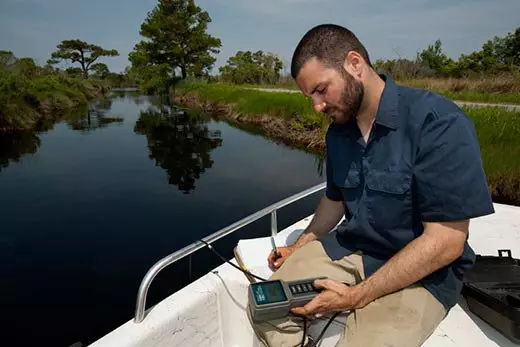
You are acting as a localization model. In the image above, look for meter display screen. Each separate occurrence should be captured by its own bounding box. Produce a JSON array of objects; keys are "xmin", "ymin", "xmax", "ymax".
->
[{"xmin": 252, "ymin": 281, "xmax": 287, "ymax": 305}]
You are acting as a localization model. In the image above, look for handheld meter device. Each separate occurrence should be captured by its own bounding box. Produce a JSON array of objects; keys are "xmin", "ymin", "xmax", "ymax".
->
[{"xmin": 248, "ymin": 277, "xmax": 326, "ymax": 322}]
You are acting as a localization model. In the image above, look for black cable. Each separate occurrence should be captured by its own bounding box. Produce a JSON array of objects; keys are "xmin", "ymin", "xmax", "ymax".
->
[
  {"xmin": 198, "ymin": 239, "xmax": 268, "ymax": 282},
  {"xmin": 199, "ymin": 239, "xmax": 338, "ymax": 347},
  {"xmin": 302, "ymin": 316, "xmax": 307, "ymax": 347}
]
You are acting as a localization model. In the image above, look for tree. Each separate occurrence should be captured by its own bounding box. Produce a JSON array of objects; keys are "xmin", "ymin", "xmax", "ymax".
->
[
  {"xmin": 128, "ymin": 41, "xmax": 172, "ymax": 94},
  {"xmin": 131, "ymin": 0, "xmax": 222, "ymax": 80},
  {"xmin": 90, "ymin": 63, "xmax": 110, "ymax": 79},
  {"xmin": 219, "ymin": 50, "xmax": 284, "ymax": 84},
  {"xmin": 417, "ymin": 39, "xmax": 453, "ymax": 76},
  {"xmin": 456, "ymin": 26, "xmax": 520, "ymax": 74},
  {"xmin": 0, "ymin": 51, "xmax": 17, "ymax": 71},
  {"xmin": 49, "ymin": 39, "xmax": 119, "ymax": 78},
  {"xmin": 134, "ymin": 106, "xmax": 223, "ymax": 193}
]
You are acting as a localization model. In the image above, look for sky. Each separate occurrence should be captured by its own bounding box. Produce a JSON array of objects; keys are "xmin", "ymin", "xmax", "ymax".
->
[{"xmin": 1, "ymin": 0, "xmax": 519, "ymax": 74}]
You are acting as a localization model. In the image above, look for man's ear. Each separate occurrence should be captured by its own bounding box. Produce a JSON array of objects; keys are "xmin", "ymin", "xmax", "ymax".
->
[{"xmin": 343, "ymin": 51, "xmax": 363, "ymax": 78}]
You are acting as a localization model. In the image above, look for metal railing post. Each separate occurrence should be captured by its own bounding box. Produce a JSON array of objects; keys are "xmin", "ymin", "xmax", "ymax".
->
[
  {"xmin": 271, "ymin": 210, "xmax": 278, "ymax": 236},
  {"xmin": 133, "ymin": 182, "xmax": 326, "ymax": 323}
]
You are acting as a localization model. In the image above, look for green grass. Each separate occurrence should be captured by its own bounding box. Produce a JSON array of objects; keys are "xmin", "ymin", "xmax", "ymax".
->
[
  {"xmin": 230, "ymin": 80, "xmax": 520, "ymax": 105},
  {"xmin": 465, "ymin": 106, "xmax": 520, "ymax": 176},
  {"xmin": 463, "ymin": 106, "xmax": 520, "ymax": 204},
  {"xmin": 176, "ymin": 82, "xmax": 520, "ymax": 205},
  {"xmin": 435, "ymin": 91, "xmax": 520, "ymax": 104},
  {"xmin": 0, "ymin": 71, "xmax": 109, "ymax": 130},
  {"xmin": 177, "ymin": 81, "xmax": 327, "ymax": 131}
]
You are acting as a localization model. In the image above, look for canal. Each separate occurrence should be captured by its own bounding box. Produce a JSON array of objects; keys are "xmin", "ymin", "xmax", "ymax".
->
[{"xmin": 0, "ymin": 92, "xmax": 325, "ymax": 347}]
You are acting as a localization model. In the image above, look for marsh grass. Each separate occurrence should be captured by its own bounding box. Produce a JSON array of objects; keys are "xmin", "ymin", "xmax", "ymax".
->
[
  {"xmin": 237, "ymin": 75, "xmax": 520, "ymax": 104},
  {"xmin": 0, "ymin": 71, "xmax": 109, "ymax": 130}
]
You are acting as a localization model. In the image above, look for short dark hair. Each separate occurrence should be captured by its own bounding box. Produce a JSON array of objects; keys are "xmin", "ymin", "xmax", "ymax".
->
[{"xmin": 291, "ymin": 24, "xmax": 372, "ymax": 79}]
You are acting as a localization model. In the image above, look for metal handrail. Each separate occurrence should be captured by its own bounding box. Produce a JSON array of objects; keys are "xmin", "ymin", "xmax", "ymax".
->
[{"xmin": 134, "ymin": 182, "xmax": 326, "ymax": 323}]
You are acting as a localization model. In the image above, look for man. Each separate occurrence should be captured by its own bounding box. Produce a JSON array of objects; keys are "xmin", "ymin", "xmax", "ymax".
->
[{"xmin": 247, "ymin": 24, "xmax": 494, "ymax": 347}]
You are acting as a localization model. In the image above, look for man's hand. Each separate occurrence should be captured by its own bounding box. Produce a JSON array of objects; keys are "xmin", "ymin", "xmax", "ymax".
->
[
  {"xmin": 290, "ymin": 279, "xmax": 360, "ymax": 317},
  {"xmin": 267, "ymin": 196, "xmax": 344, "ymax": 271},
  {"xmin": 268, "ymin": 245, "xmax": 297, "ymax": 270}
]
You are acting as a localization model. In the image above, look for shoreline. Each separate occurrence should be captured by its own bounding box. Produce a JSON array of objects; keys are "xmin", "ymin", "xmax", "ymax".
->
[
  {"xmin": 0, "ymin": 74, "xmax": 109, "ymax": 132},
  {"xmin": 172, "ymin": 91, "xmax": 327, "ymax": 155},
  {"xmin": 172, "ymin": 86, "xmax": 520, "ymax": 207}
]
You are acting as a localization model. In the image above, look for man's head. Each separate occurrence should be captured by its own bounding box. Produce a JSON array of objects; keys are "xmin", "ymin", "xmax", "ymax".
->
[{"xmin": 291, "ymin": 24, "xmax": 372, "ymax": 124}]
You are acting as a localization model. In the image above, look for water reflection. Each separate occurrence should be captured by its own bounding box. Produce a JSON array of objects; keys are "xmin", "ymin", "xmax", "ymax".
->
[
  {"xmin": 134, "ymin": 105, "xmax": 223, "ymax": 193},
  {"xmin": 0, "ymin": 131, "xmax": 40, "ymax": 173},
  {"xmin": 0, "ymin": 97, "xmax": 125, "ymax": 173},
  {"xmin": 66, "ymin": 98, "xmax": 124, "ymax": 132}
]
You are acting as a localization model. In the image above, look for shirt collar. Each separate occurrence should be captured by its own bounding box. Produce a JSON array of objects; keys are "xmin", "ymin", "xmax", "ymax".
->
[
  {"xmin": 328, "ymin": 73, "xmax": 400, "ymax": 136},
  {"xmin": 374, "ymin": 73, "xmax": 399, "ymax": 130}
]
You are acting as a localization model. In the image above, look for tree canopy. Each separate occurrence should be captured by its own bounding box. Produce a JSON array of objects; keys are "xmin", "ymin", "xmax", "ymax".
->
[
  {"xmin": 219, "ymin": 50, "xmax": 284, "ymax": 84},
  {"xmin": 129, "ymin": 0, "xmax": 222, "ymax": 85},
  {"xmin": 48, "ymin": 39, "xmax": 119, "ymax": 78},
  {"xmin": 375, "ymin": 26, "xmax": 520, "ymax": 78}
]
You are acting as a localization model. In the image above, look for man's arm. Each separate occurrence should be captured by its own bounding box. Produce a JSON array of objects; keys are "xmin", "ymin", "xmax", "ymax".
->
[
  {"xmin": 293, "ymin": 110, "xmax": 494, "ymax": 316},
  {"xmin": 354, "ymin": 110, "xmax": 493, "ymax": 307},
  {"xmin": 293, "ymin": 150, "xmax": 345, "ymax": 248},
  {"xmin": 352, "ymin": 220, "xmax": 468, "ymax": 308},
  {"xmin": 293, "ymin": 195, "xmax": 345, "ymax": 248}
]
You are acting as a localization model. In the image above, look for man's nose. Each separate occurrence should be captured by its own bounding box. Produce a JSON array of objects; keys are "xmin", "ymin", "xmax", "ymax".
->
[{"xmin": 313, "ymin": 101, "xmax": 326, "ymax": 113}]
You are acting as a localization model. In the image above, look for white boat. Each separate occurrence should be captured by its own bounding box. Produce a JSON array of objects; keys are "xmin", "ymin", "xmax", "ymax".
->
[{"xmin": 89, "ymin": 183, "xmax": 520, "ymax": 347}]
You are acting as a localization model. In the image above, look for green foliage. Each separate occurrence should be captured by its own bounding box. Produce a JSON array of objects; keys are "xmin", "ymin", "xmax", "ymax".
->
[
  {"xmin": 463, "ymin": 106, "xmax": 520, "ymax": 204},
  {"xmin": 416, "ymin": 39, "xmax": 455, "ymax": 76},
  {"xmin": 128, "ymin": 42, "xmax": 174, "ymax": 94},
  {"xmin": 49, "ymin": 39, "xmax": 119, "ymax": 78},
  {"xmin": 373, "ymin": 58, "xmax": 431, "ymax": 79},
  {"xmin": 176, "ymin": 81, "xmax": 326, "ymax": 131},
  {"xmin": 463, "ymin": 106, "xmax": 520, "ymax": 177},
  {"xmin": 129, "ymin": 0, "xmax": 222, "ymax": 84},
  {"xmin": 0, "ymin": 51, "xmax": 17, "ymax": 71},
  {"xmin": 219, "ymin": 50, "xmax": 284, "ymax": 84},
  {"xmin": 90, "ymin": 63, "xmax": 110, "ymax": 79},
  {"xmin": 374, "ymin": 26, "xmax": 520, "ymax": 79},
  {"xmin": 0, "ymin": 52, "xmax": 109, "ymax": 130}
]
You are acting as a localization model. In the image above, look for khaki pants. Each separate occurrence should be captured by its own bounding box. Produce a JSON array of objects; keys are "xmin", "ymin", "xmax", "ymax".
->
[{"xmin": 247, "ymin": 236, "xmax": 447, "ymax": 347}]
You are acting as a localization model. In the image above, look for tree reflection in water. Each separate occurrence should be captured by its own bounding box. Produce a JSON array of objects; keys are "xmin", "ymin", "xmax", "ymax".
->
[
  {"xmin": 0, "ymin": 131, "xmax": 40, "ymax": 173},
  {"xmin": 66, "ymin": 98, "xmax": 124, "ymax": 133},
  {"xmin": 0, "ymin": 97, "xmax": 125, "ymax": 173},
  {"xmin": 134, "ymin": 105, "xmax": 223, "ymax": 194}
]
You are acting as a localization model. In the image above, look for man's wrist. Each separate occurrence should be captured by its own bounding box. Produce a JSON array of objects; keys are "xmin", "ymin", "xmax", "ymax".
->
[
  {"xmin": 350, "ymin": 280, "xmax": 377, "ymax": 309},
  {"xmin": 293, "ymin": 229, "xmax": 318, "ymax": 248}
]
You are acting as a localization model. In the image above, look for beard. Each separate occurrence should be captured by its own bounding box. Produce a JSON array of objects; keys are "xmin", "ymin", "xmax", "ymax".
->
[{"xmin": 323, "ymin": 68, "xmax": 364, "ymax": 124}]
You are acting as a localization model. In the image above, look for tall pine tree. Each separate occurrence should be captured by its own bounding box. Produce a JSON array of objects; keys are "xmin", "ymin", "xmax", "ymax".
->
[{"xmin": 130, "ymin": 0, "xmax": 221, "ymax": 80}]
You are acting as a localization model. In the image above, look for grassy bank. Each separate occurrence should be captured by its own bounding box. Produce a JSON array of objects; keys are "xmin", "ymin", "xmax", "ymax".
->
[
  {"xmin": 0, "ymin": 71, "xmax": 109, "ymax": 131},
  {"xmin": 173, "ymin": 82, "xmax": 520, "ymax": 206},
  {"xmin": 237, "ymin": 75, "xmax": 520, "ymax": 104}
]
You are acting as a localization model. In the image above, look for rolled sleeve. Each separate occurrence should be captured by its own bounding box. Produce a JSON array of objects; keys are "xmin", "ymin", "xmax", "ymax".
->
[
  {"xmin": 326, "ymin": 152, "xmax": 343, "ymax": 201},
  {"xmin": 414, "ymin": 111, "xmax": 494, "ymax": 222}
]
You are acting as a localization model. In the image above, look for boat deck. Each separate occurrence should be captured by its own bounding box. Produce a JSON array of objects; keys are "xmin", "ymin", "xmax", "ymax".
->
[{"xmin": 89, "ymin": 203, "xmax": 520, "ymax": 347}]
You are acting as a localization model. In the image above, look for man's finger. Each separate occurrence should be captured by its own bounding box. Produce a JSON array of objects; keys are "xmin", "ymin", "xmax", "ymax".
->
[
  {"xmin": 314, "ymin": 279, "xmax": 347, "ymax": 294},
  {"xmin": 291, "ymin": 296, "xmax": 323, "ymax": 316}
]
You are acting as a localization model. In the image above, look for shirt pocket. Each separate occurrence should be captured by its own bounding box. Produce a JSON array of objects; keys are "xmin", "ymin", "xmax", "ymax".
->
[
  {"xmin": 332, "ymin": 167, "xmax": 361, "ymax": 222},
  {"xmin": 365, "ymin": 170, "xmax": 412, "ymax": 229}
]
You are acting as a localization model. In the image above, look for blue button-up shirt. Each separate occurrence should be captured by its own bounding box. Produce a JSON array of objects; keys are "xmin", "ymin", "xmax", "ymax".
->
[{"xmin": 324, "ymin": 74, "xmax": 494, "ymax": 310}]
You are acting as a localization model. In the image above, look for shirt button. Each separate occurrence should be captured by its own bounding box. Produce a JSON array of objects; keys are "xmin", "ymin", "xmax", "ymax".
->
[{"xmin": 363, "ymin": 159, "xmax": 370, "ymax": 172}]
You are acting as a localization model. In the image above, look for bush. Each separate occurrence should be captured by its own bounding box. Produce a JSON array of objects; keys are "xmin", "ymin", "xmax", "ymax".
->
[{"xmin": 0, "ymin": 70, "xmax": 108, "ymax": 130}]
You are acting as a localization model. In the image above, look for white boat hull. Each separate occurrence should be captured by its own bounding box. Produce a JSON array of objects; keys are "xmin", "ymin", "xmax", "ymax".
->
[{"xmin": 90, "ymin": 203, "xmax": 520, "ymax": 347}]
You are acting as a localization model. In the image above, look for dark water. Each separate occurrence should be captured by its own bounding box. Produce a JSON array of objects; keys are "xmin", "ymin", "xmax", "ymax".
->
[{"xmin": 0, "ymin": 92, "xmax": 325, "ymax": 347}]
